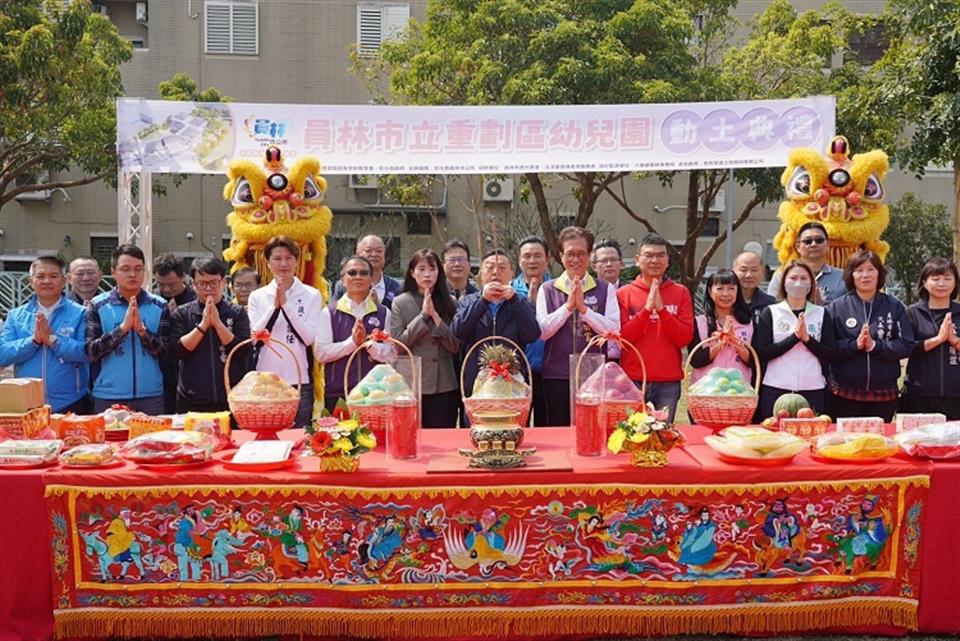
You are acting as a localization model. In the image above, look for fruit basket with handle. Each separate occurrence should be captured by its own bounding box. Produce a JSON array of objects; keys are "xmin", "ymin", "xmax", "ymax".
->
[
  {"xmin": 224, "ymin": 332, "xmax": 301, "ymax": 440},
  {"xmin": 461, "ymin": 336, "xmax": 533, "ymax": 427},
  {"xmin": 344, "ymin": 331, "xmax": 419, "ymax": 456},
  {"xmin": 684, "ymin": 335, "xmax": 760, "ymax": 431},
  {"xmin": 573, "ymin": 333, "xmax": 647, "ymax": 455}
]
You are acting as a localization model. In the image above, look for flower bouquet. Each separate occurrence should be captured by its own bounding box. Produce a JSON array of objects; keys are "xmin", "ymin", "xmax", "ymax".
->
[
  {"xmin": 607, "ymin": 403, "xmax": 684, "ymax": 468},
  {"xmin": 306, "ymin": 415, "xmax": 377, "ymax": 472}
]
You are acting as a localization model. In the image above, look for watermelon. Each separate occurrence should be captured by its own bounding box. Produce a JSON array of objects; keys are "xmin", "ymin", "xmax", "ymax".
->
[{"xmin": 773, "ymin": 393, "xmax": 810, "ymax": 418}]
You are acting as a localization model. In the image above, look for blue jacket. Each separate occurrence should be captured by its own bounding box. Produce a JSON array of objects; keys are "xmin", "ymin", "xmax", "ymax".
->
[
  {"xmin": 85, "ymin": 289, "xmax": 169, "ymax": 400},
  {"xmin": 826, "ymin": 291, "xmax": 915, "ymax": 393},
  {"xmin": 511, "ymin": 272, "xmax": 553, "ymax": 372},
  {"xmin": 0, "ymin": 295, "xmax": 89, "ymax": 412},
  {"xmin": 451, "ymin": 292, "xmax": 541, "ymax": 394}
]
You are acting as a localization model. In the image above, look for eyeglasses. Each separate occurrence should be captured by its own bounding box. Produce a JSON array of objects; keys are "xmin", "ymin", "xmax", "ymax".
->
[
  {"xmin": 345, "ymin": 269, "xmax": 371, "ymax": 277},
  {"xmin": 444, "ymin": 257, "xmax": 469, "ymax": 265},
  {"xmin": 116, "ymin": 266, "xmax": 145, "ymax": 275},
  {"xmin": 799, "ymin": 237, "xmax": 827, "ymax": 246},
  {"xmin": 562, "ymin": 250, "xmax": 588, "ymax": 260},
  {"xmin": 195, "ymin": 279, "xmax": 223, "ymax": 291}
]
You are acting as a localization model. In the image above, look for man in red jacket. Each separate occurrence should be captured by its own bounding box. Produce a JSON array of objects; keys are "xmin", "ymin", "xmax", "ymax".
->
[{"xmin": 617, "ymin": 233, "xmax": 694, "ymax": 422}]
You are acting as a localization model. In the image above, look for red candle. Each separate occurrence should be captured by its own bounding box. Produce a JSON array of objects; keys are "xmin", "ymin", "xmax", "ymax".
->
[{"xmin": 388, "ymin": 400, "xmax": 419, "ymax": 460}]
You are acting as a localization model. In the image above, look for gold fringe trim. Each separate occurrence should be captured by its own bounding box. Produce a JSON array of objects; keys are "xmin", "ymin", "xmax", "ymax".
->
[
  {"xmin": 44, "ymin": 474, "xmax": 930, "ymax": 501},
  {"xmin": 54, "ymin": 599, "xmax": 918, "ymax": 639}
]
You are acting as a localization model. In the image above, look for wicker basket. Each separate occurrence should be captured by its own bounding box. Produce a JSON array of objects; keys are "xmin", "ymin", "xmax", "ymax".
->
[
  {"xmin": 684, "ymin": 336, "xmax": 760, "ymax": 430},
  {"xmin": 461, "ymin": 336, "xmax": 533, "ymax": 427},
  {"xmin": 574, "ymin": 334, "xmax": 647, "ymax": 435},
  {"xmin": 318, "ymin": 454, "xmax": 360, "ymax": 472},
  {"xmin": 343, "ymin": 334, "xmax": 418, "ymax": 445},
  {"xmin": 224, "ymin": 336, "xmax": 302, "ymax": 439}
]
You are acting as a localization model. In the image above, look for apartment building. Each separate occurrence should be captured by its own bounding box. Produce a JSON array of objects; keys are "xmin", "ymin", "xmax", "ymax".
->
[{"xmin": 0, "ymin": 0, "xmax": 952, "ymax": 278}]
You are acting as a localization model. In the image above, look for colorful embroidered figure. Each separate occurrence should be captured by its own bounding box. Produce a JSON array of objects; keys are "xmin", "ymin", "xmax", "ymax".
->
[
  {"xmin": 259, "ymin": 505, "xmax": 310, "ymax": 571},
  {"xmin": 359, "ymin": 515, "xmax": 405, "ymax": 570},
  {"xmin": 82, "ymin": 528, "xmax": 145, "ymax": 581},
  {"xmin": 443, "ymin": 510, "xmax": 528, "ymax": 575},
  {"xmin": 837, "ymin": 495, "xmax": 889, "ymax": 573},
  {"xmin": 173, "ymin": 504, "xmax": 202, "ymax": 581},
  {"xmin": 678, "ymin": 508, "xmax": 717, "ymax": 566},
  {"xmin": 208, "ymin": 529, "xmax": 245, "ymax": 581}
]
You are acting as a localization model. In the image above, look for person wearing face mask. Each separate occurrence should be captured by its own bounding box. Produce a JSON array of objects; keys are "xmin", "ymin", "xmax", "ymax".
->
[
  {"xmin": 537, "ymin": 227, "xmax": 620, "ymax": 427},
  {"xmin": 767, "ymin": 222, "xmax": 846, "ymax": 304},
  {"xmin": 826, "ymin": 250, "xmax": 914, "ymax": 422},
  {"xmin": 390, "ymin": 249, "xmax": 461, "ymax": 427},
  {"xmin": 315, "ymin": 255, "xmax": 396, "ymax": 414},
  {"xmin": 688, "ymin": 270, "xmax": 754, "ymax": 385},
  {"xmin": 752, "ymin": 260, "xmax": 836, "ymax": 418},
  {"xmin": 902, "ymin": 258, "xmax": 960, "ymax": 419}
]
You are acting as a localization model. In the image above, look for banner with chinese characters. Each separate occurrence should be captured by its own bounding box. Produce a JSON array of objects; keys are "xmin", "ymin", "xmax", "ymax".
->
[
  {"xmin": 46, "ymin": 474, "xmax": 925, "ymax": 639},
  {"xmin": 116, "ymin": 97, "xmax": 836, "ymax": 175}
]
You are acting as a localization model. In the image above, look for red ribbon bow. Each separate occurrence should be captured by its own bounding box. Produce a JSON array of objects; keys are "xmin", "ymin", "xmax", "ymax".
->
[
  {"xmin": 488, "ymin": 361, "xmax": 513, "ymax": 380},
  {"xmin": 599, "ymin": 330, "xmax": 621, "ymax": 344},
  {"xmin": 252, "ymin": 329, "xmax": 282, "ymax": 358},
  {"xmin": 370, "ymin": 329, "xmax": 390, "ymax": 343}
]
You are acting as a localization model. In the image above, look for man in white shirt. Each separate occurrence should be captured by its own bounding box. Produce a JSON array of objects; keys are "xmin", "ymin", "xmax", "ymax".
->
[
  {"xmin": 247, "ymin": 236, "xmax": 324, "ymax": 427},
  {"xmin": 536, "ymin": 227, "xmax": 620, "ymax": 426}
]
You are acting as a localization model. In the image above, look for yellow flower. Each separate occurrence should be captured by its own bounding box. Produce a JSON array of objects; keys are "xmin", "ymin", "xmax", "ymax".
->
[
  {"xmin": 629, "ymin": 431, "xmax": 650, "ymax": 444},
  {"xmin": 357, "ymin": 431, "xmax": 376, "ymax": 449},
  {"xmin": 627, "ymin": 412, "xmax": 646, "ymax": 427},
  {"xmin": 607, "ymin": 429, "xmax": 627, "ymax": 454},
  {"xmin": 333, "ymin": 437, "xmax": 353, "ymax": 453},
  {"xmin": 338, "ymin": 419, "xmax": 360, "ymax": 431}
]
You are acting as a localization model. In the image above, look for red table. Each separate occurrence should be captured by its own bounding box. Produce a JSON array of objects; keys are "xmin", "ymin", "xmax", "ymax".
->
[{"xmin": 3, "ymin": 427, "xmax": 958, "ymax": 640}]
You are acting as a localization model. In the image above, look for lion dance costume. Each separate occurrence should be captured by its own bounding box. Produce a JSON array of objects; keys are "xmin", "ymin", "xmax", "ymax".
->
[
  {"xmin": 772, "ymin": 135, "xmax": 889, "ymax": 268},
  {"xmin": 222, "ymin": 146, "xmax": 332, "ymax": 300}
]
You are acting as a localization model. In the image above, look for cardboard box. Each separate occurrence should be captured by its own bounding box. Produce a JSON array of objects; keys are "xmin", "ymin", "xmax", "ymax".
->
[
  {"xmin": 836, "ymin": 416, "xmax": 884, "ymax": 434},
  {"xmin": 0, "ymin": 378, "xmax": 45, "ymax": 413},
  {"xmin": 894, "ymin": 413, "xmax": 947, "ymax": 433},
  {"xmin": 0, "ymin": 405, "xmax": 52, "ymax": 439}
]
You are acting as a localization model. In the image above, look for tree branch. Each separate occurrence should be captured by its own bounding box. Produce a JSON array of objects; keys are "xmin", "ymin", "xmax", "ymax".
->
[
  {"xmin": 0, "ymin": 171, "xmax": 108, "ymax": 208},
  {"xmin": 525, "ymin": 172, "xmax": 561, "ymax": 263}
]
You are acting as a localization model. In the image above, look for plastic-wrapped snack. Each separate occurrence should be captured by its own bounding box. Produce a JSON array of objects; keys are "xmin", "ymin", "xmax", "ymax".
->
[
  {"xmin": 705, "ymin": 426, "xmax": 807, "ymax": 460},
  {"xmin": 893, "ymin": 421, "xmax": 960, "ymax": 459},
  {"xmin": 119, "ymin": 430, "xmax": 217, "ymax": 464},
  {"xmin": 0, "ymin": 439, "xmax": 63, "ymax": 464},
  {"xmin": 347, "ymin": 364, "xmax": 414, "ymax": 407},
  {"xmin": 59, "ymin": 443, "xmax": 118, "ymax": 467},
  {"xmin": 813, "ymin": 432, "xmax": 898, "ymax": 461},
  {"xmin": 472, "ymin": 344, "xmax": 529, "ymax": 400}
]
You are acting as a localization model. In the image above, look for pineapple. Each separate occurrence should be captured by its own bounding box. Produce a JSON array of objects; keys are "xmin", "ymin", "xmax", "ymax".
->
[{"xmin": 473, "ymin": 344, "xmax": 529, "ymax": 398}]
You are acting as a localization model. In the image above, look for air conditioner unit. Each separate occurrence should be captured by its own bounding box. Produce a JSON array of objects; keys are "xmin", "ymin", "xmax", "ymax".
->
[
  {"xmin": 14, "ymin": 171, "xmax": 52, "ymax": 202},
  {"xmin": 699, "ymin": 188, "xmax": 725, "ymax": 213},
  {"xmin": 483, "ymin": 178, "xmax": 514, "ymax": 202},
  {"xmin": 91, "ymin": 4, "xmax": 109, "ymax": 16},
  {"xmin": 135, "ymin": 2, "xmax": 148, "ymax": 25},
  {"xmin": 349, "ymin": 174, "xmax": 379, "ymax": 190}
]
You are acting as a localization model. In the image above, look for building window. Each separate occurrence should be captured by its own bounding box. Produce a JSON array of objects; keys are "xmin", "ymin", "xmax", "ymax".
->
[
  {"xmin": 90, "ymin": 236, "xmax": 119, "ymax": 268},
  {"xmin": 205, "ymin": 0, "xmax": 258, "ymax": 56},
  {"xmin": 357, "ymin": 3, "xmax": 410, "ymax": 56},
  {"xmin": 405, "ymin": 211, "xmax": 432, "ymax": 236},
  {"xmin": 698, "ymin": 217, "xmax": 719, "ymax": 238},
  {"xmin": 847, "ymin": 24, "xmax": 887, "ymax": 66}
]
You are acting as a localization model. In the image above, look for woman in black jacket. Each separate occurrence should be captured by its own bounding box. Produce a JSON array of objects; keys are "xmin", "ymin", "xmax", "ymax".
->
[
  {"xmin": 826, "ymin": 250, "xmax": 915, "ymax": 422},
  {"xmin": 902, "ymin": 257, "xmax": 960, "ymax": 419}
]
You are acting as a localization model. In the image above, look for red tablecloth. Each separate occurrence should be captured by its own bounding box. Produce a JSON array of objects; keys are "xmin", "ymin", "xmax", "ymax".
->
[{"xmin": 3, "ymin": 426, "xmax": 958, "ymax": 640}]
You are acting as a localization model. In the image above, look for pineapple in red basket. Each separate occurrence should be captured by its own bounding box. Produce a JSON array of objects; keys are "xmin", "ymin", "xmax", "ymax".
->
[{"xmin": 473, "ymin": 344, "xmax": 529, "ymax": 399}]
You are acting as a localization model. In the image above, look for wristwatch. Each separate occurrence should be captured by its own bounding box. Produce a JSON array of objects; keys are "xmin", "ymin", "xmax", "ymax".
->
[{"xmin": 48, "ymin": 335, "xmax": 58, "ymax": 348}]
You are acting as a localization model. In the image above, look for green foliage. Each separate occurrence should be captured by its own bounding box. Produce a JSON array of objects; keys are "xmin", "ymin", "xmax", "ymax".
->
[
  {"xmin": 0, "ymin": 0, "xmax": 132, "ymax": 204},
  {"xmin": 885, "ymin": 193, "xmax": 952, "ymax": 304},
  {"xmin": 158, "ymin": 72, "xmax": 232, "ymax": 103}
]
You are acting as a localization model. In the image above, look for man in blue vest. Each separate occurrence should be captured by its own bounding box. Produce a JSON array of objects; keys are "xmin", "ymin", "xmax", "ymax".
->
[
  {"xmin": 511, "ymin": 236, "xmax": 553, "ymax": 425},
  {"xmin": 0, "ymin": 256, "xmax": 90, "ymax": 413},
  {"xmin": 85, "ymin": 245, "xmax": 170, "ymax": 414}
]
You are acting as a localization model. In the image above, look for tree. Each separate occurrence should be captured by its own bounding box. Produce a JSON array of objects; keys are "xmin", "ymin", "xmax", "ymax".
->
[
  {"xmin": 355, "ymin": 0, "xmax": 696, "ymax": 262},
  {"xmin": 873, "ymin": 0, "xmax": 960, "ymax": 266},
  {"xmin": 884, "ymin": 193, "xmax": 951, "ymax": 304},
  {"xmin": 0, "ymin": 0, "xmax": 132, "ymax": 206},
  {"xmin": 358, "ymin": 0, "xmax": 902, "ymax": 290}
]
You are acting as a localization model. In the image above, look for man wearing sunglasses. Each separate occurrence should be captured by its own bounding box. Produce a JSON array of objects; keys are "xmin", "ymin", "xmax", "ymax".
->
[
  {"xmin": 168, "ymin": 257, "xmax": 250, "ymax": 413},
  {"xmin": 767, "ymin": 222, "xmax": 845, "ymax": 304}
]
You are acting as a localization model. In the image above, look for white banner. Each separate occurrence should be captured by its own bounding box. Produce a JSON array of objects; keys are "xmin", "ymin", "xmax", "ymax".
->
[{"xmin": 117, "ymin": 97, "xmax": 835, "ymax": 175}]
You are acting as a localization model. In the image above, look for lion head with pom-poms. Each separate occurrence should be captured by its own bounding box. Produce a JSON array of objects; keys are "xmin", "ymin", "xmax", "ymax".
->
[
  {"xmin": 772, "ymin": 135, "xmax": 889, "ymax": 269},
  {"xmin": 222, "ymin": 146, "xmax": 332, "ymax": 300}
]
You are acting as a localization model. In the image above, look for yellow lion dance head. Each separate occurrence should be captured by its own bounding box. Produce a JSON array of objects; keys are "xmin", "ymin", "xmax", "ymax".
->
[
  {"xmin": 222, "ymin": 146, "xmax": 332, "ymax": 300},
  {"xmin": 772, "ymin": 135, "xmax": 889, "ymax": 269}
]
